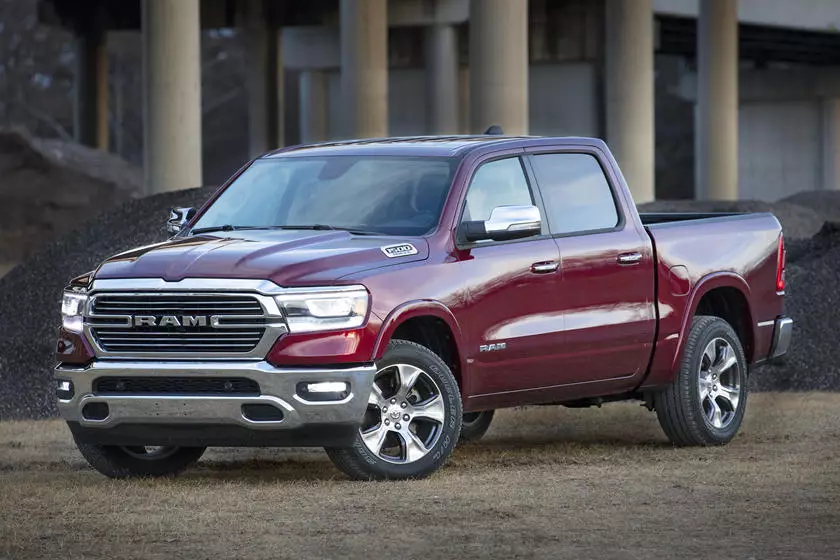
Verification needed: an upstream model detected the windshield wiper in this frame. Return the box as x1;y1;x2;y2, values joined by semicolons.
190;225;270;235
272;225;380;235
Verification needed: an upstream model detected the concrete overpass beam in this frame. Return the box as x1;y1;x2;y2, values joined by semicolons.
340;0;388;138
605;0;655;203
74;24;108;151
142;0;203;193
468;0;528;135
426;24;459;134
697;0;739;200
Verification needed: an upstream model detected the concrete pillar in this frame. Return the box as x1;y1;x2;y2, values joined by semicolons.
300;71;329;143
426;24;459;134
697;0;739;200
605;0;655;203
340;0;388;138
243;0;282;155
74;26;109;150
822;98;840;191
142;0;202;193
469;0;528;135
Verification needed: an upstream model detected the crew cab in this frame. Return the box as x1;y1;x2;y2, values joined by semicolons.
55;135;792;480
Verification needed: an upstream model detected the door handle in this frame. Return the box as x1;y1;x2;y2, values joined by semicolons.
531;261;559;274
617;252;643;265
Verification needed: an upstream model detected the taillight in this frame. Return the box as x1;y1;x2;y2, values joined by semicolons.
776;235;786;292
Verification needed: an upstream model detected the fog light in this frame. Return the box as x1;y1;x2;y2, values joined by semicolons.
56;379;74;400
306;382;348;393
296;381;350;402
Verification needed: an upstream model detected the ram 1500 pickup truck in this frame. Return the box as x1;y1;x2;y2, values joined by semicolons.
55;135;792;480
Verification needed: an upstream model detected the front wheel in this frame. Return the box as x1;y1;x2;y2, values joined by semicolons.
326;340;462;480
654;315;748;446
75;443;206;478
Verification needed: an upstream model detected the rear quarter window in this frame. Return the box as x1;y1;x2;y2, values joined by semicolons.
530;153;619;235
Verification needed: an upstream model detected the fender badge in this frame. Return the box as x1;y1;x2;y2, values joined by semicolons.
381;243;419;258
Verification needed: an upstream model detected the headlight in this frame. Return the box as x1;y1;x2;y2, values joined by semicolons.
61;292;88;334
274;286;369;333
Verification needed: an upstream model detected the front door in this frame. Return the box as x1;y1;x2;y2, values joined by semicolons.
453;155;565;401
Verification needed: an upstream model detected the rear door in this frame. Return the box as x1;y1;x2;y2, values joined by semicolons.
525;147;656;385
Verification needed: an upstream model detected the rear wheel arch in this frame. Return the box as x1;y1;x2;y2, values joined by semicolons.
675;274;755;370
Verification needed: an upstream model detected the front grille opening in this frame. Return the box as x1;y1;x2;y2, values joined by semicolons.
94;377;261;396
82;402;109;421
241;403;284;422
89;293;268;354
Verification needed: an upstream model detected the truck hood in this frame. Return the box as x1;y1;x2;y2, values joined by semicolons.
94;230;429;285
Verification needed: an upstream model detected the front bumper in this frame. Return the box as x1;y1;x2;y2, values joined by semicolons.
55;360;375;447
769;316;793;361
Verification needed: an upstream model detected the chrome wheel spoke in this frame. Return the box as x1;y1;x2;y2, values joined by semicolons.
361;424;388;457
702;341;717;370
368;383;385;406
400;431;429;462
715;344;737;375
412;395;446;424
396;364;423;396
718;384;740;410
707;398;723;428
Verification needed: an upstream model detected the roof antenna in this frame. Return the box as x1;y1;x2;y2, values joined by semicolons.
484;125;504;135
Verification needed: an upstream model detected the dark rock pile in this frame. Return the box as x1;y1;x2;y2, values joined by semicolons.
1;188;840;420
0;185;216;420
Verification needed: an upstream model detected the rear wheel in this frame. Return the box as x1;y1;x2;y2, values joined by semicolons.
326;340;462;480
655;315;748;446
75;442;206;478
459;410;494;442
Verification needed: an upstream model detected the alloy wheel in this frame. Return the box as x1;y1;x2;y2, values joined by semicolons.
360;363;446;464
697;337;742;429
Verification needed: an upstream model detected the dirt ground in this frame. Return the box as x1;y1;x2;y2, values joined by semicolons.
1;392;838;560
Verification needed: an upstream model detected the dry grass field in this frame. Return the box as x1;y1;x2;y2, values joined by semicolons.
1;392;839;560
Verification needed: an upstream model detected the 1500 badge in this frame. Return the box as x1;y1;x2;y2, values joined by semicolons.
381;243;419;258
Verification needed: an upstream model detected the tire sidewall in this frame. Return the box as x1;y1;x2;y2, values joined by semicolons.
346;340;462;479
683;317;748;443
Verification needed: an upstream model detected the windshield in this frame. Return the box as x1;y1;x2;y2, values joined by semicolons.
191;155;457;236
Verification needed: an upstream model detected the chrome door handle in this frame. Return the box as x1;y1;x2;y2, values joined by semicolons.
531;261;559;274
617;252;643;265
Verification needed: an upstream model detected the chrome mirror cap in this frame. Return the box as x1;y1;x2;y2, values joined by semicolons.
462;205;542;243
166;207;196;235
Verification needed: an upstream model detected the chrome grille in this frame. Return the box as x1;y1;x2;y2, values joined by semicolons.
89;294;267;354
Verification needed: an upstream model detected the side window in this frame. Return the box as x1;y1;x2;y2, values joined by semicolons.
530;153;620;235
461;157;533;223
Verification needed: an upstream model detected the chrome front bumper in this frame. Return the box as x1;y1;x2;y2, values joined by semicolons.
769;316;793;360
55;360;375;447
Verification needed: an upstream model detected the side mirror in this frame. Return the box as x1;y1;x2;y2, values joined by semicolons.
166;207;196;235
461;205;542;243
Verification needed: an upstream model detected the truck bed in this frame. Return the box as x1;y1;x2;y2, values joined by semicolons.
639;212;743;226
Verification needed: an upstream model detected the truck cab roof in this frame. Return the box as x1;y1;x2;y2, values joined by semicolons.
265;135;609;159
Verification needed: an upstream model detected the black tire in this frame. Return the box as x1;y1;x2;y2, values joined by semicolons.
325;339;462;480
459;410;494;443
654;315;748;446
75;442;206;478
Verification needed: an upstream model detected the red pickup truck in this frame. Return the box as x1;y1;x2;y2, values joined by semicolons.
55;135;791;480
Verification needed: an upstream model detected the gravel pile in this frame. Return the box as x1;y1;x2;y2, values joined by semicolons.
0;185;216;420
1;190;839;420
756;222;840;391
781;190;840;224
